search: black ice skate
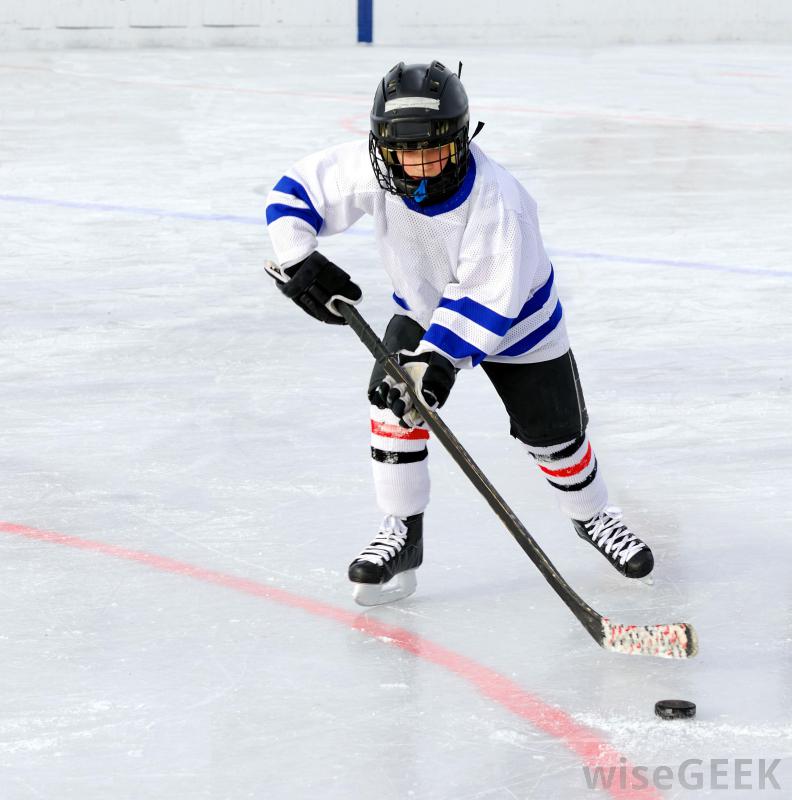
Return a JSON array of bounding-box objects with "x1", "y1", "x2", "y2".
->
[
  {"x1": 348, "y1": 513, "x2": 423, "y2": 606},
  {"x1": 573, "y1": 506, "x2": 654, "y2": 579}
]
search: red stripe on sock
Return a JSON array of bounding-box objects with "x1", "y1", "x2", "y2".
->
[
  {"x1": 539, "y1": 442, "x2": 592, "y2": 478},
  {"x1": 371, "y1": 420, "x2": 429, "y2": 440}
]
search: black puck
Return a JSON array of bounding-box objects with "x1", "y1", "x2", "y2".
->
[{"x1": 655, "y1": 699, "x2": 696, "y2": 720}]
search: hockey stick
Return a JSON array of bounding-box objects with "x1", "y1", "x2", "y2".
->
[{"x1": 338, "y1": 302, "x2": 697, "y2": 659}]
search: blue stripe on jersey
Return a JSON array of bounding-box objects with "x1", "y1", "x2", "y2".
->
[
  {"x1": 266, "y1": 203, "x2": 323, "y2": 232},
  {"x1": 437, "y1": 265, "x2": 555, "y2": 336},
  {"x1": 436, "y1": 295, "x2": 511, "y2": 336},
  {"x1": 496, "y1": 300, "x2": 564, "y2": 357},
  {"x1": 422, "y1": 324, "x2": 487, "y2": 366},
  {"x1": 401, "y1": 154, "x2": 477, "y2": 217},
  {"x1": 510, "y1": 265, "x2": 555, "y2": 326},
  {"x1": 266, "y1": 176, "x2": 324, "y2": 233},
  {"x1": 393, "y1": 293, "x2": 410, "y2": 310}
]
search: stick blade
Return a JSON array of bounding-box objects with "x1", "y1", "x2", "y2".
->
[{"x1": 600, "y1": 619, "x2": 698, "y2": 659}]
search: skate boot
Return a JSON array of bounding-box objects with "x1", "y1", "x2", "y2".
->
[
  {"x1": 348, "y1": 513, "x2": 423, "y2": 606},
  {"x1": 573, "y1": 506, "x2": 654, "y2": 579}
]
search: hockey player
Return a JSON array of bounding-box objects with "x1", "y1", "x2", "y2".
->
[{"x1": 265, "y1": 61, "x2": 654, "y2": 606}]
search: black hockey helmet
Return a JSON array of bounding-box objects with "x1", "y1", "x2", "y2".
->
[{"x1": 369, "y1": 60, "x2": 479, "y2": 205}]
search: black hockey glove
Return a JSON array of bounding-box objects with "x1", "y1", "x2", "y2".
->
[
  {"x1": 372, "y1": 349, "x2": 457, "y2": 428},
  {"x1": 265, "y1": 251, "x2": 361, "y2": 325}
]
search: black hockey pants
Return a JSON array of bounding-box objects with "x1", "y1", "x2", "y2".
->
[{"x1": 367, "y1": 314, "x2": 589, "y2": 448}]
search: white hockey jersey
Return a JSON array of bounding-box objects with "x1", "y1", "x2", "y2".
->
[{"x1": 265, "y1": 140, "x2": 569, "y2": 369}]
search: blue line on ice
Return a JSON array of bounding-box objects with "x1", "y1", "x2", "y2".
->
[
  {"x1": 3, "y1": 192, "x2": 790, "y2": 279},
  {"x1": 547, "y1": 248, "x2": 792, "y2": 279},
  {"x1": 0, "y1": 193, "x2": 262, "y2": 225}
]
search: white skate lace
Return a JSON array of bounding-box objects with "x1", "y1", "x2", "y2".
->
[
  {"x1": 584, "y1": 506, "x2": 645, "y2": 566},
  {"x1": 356, "y1": 515, "x2": 409, "y2": 566}
]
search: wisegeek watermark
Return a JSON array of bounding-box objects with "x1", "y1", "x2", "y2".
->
[{"x1": 582, "y1": 758, "x2": 782, "y2": 792}]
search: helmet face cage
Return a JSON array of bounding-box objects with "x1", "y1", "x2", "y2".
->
[
  {"x1": 369, "y1": 123, "x2": 470, "y2": 204},
  {"x1": 369, "y1": 121, "x2": 469, "y2": 205}
]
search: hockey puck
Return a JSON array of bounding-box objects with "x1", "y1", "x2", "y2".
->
[{"x1": 655, "y1": 700, "x2": 696, "y2": 720}]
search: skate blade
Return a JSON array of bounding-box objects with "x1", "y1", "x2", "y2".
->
[{"x1": 352, "y1": 569, "x2": 418, "y2": 607}]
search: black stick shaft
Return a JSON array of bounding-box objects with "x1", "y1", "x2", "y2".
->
[{"x1": 338, "y1": 302, "x2": 604, "y2": 642}]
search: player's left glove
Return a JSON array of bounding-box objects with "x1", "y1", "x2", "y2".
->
[{"x1": 371, "y1": 349, "x2": 457, "y2": 428}]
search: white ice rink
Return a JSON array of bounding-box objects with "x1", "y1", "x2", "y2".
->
[{"x1": 1, "y1": 44, "x2": 791, "y2": 799}]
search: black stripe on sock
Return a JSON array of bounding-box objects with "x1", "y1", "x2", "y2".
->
[
  {"x1": 530, "y1": 434, "x2": 586, "y2": 462},
  {"x1": 545, "y1": 459, "x2": 598, "y2": 492},
  {"x1": 370, "y1": 447, "x2": 428, "y2": 465}
]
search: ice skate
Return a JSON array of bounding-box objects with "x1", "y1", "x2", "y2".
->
[
  {"x1": 573, "y1": 506, "x2": 654, "y2": 579},
  {"x1": 348, "y1": 513, "x2": 423, "y2": 606}
]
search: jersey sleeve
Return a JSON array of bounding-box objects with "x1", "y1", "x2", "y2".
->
[
  {"x1": 414, "y1": 205, "x2": 561, "y2": 368},
  {"x1": 265, "y1": 140, "x2": 373, "y2": 268}
]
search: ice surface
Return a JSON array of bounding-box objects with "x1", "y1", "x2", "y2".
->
[{"x1": 1, "y1": 44, "x2": 791, "y2": 799}]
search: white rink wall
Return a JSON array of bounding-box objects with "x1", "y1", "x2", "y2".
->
[
  {"x1": 375, "y1": 0, "x2": 792, "y2": 46},
  {"x1": 1, "y1": 0, "x2": 791, "y2": 49},
  {"x1": 0, "y1": 0, "x2": 356, "y2": 49}
]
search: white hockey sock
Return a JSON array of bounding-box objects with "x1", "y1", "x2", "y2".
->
[
  {"x1": 526, "y1": 434, "x2": 608, "y2": 521},
  {"x1": 370, "y1": 405, "x2": 430, "y2": 517}
]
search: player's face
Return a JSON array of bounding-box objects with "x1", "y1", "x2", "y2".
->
[{"x1": 396, "y1": 144, "x2": 452, "y2": 179}]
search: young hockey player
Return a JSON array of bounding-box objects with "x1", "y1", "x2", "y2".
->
[{"x1": 265, "y1": 60, "x2": 654, "y2": 606}]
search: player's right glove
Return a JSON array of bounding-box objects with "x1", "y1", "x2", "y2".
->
[
  {"x1": 265, "y1": 251, "x2": 362, "y2": 325},
  {"x1": 371, "y1": 349, "x2": 457, "y2": 428}
]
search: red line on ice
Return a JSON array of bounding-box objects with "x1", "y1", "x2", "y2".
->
[{"x1": 0, "y1": 520, "x2": 659, "y2": 799}]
